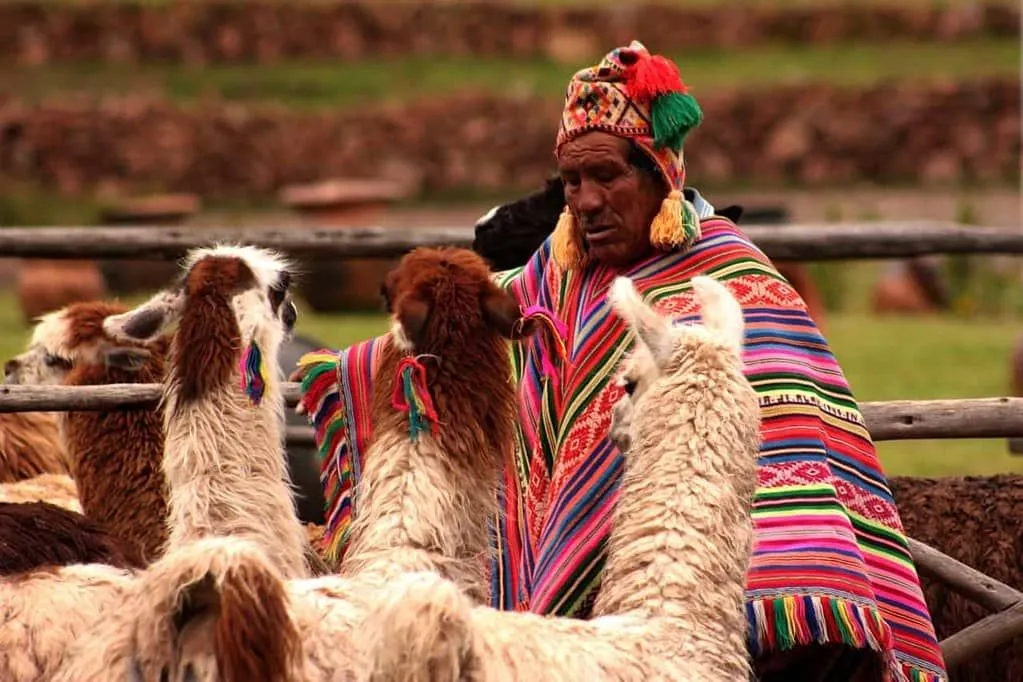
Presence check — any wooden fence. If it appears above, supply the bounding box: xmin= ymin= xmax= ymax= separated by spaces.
xmin=2 ymin=219 xmax=1022 ymax=671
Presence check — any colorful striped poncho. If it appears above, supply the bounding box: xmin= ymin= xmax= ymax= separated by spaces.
xmin=297 ymin=216 xmax=947 ymax=682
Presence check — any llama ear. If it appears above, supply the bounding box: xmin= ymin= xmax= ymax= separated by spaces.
xmin=394 ymin=296 xmax=431 ymax=351
xmin=608 ymin=276 xmax=673 ymax=367
xmin=104 ymin=290 xmax=183 ymax=343
xmin=481 ymin=285 xmax=536 ymax=340
xmin=690 ymin=276 xmax=745 ymax=356
xmin=103 ymin=347 xmax=151 ymax=372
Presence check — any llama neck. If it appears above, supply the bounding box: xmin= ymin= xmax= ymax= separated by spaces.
xmin=341 ymin=351 xmax=509 ymax=602
xmin=342 ymin=429 xmax=496 ymax=602
xmin=162 ymin=364 xmax=308 ymax=580
xmin=60 ymin=362 xmax=168 ymax=563
xmin=592 ymin=360 xmax=759 ymax=635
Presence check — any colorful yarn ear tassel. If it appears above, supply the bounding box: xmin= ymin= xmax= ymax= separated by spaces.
xmin=520 ymin=304 xmax=570 ymax=383
xmin=240 ymin=339 xmax=268 ymax=406
xmin=391 ymin=355 xmax=440 ymax=441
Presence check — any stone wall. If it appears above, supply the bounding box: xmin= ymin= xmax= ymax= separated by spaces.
xmin=3 ymin=1 xmax=1019 ymax=65
xmin=1 ymin=79 xmax=1017 ymax=200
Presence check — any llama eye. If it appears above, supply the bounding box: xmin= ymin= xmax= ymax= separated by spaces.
xmin=44 ymin=353 xmax=71 ymax=369
xmin=623 ymin=379 xmax=637 ymax=396
xmin=268 ymin=285 xmax=285 ymax=311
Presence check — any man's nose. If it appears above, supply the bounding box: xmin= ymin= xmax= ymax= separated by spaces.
xmin=574 ymin=180 xmax=604 ymax=216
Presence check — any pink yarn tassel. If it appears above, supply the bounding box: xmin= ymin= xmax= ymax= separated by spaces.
xmin=520 ymin=304 xmax=570 ymax=384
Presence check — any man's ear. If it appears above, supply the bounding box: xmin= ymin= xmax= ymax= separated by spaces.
xmin=103 ymin=347 xmax=152 ymax=372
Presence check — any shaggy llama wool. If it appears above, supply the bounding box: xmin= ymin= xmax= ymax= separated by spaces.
xmin=891 ymin=474 xmax=1023 ymax=682
xmin=359 ymin=274 xmax=761 ymax=682
xmin=0 ymin=472 xmax=81 ymax=512
xmin=0 ymin=501 xmax=145 ymax=574
xmin=0 ymin=412 xmax=70 ymax=483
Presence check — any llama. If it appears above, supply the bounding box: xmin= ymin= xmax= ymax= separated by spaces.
xmin=3 ymin=299 xmax=171 ymax=562
xmin=360 ymin=274 xmax=761 ymax=682
xmin=101 ymin=244 xmax=312 ymax=579
xmin=0 ymin=411 xmax=70 ymax=483
xmin=338 ymin=246 xmax=536 ymax=601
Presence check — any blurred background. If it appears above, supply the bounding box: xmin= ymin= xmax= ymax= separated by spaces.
xmin=0 ymin=0 xmax=1020 ymax=475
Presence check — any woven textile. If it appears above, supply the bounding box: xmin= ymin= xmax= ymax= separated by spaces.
xmin=297 ymin=217 xmax=947 ymax=682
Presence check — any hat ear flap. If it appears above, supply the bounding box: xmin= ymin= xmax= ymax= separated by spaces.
xmin=551 ymin=206 xmax=588 ymax=271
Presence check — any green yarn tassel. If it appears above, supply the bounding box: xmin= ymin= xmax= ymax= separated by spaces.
xmin=650 ymin=91 xmax=703 ymax=152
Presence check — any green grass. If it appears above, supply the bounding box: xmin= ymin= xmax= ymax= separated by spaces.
xmin=0 ymin=278 xmax=1018 ymax=477
xmin=4 ymin=39 xmax=1019 ymax=109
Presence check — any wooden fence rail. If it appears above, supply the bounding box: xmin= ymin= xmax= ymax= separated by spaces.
xmin=3 ymin=384 xmax=1023 ymax=442
xmin=0 ymin=221 xmax=1020 ymax=261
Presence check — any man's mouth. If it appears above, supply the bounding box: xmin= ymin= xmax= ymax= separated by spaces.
xmin=584 ymin=225 xmax=616 ymax=243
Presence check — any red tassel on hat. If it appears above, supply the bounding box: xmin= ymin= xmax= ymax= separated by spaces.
xmin=625 ymin=53 xmax=688 ymax=103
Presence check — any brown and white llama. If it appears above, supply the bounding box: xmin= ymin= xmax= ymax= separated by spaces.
xmin=338 ymin=246 xmax=537 ymax=601
xmin=359 ymin=274 xmax=761 ymax=682
xmin=3 ymin=300 xmax=171 ymax=562
xmin=59 ymin=246 xmax=544 ymax=682
xmin=101 ymin=245 xmax=312 ymax=579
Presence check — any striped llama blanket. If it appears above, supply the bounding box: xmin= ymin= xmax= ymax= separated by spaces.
xmin=297 ymin=216 xmax=947 ymax=682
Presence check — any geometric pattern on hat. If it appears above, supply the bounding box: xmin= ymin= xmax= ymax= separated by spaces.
xmin=555 ymin=40 xmax=686 ymax=194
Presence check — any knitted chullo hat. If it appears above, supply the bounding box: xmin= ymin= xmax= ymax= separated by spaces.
xmin=551 ymin=40 xmax=704 ymax=270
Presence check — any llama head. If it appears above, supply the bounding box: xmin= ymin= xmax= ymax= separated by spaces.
xmin=102 ymin=244 xmax=298 ymax=404
xmin=3 ymin=300 xmax=164 ymax=386
xmin=607 ymin=276 xmax=745 ymax=452
xmin=381 ymin=246 xmax=539 ymax=355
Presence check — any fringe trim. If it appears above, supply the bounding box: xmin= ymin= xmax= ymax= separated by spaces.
xmin=296 ymin=350 xmax=355 ymax=565
xmin=747 ymin=594 xmax=947 ymax=682
xmin=901 ymin=663 xmax=947 ymax=682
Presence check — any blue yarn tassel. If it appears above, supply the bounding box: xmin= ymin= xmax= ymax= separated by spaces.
xmin=240 ymin=340 xmax=267 ymax=406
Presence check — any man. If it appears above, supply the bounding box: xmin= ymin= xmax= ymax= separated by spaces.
xmin=296 ymin=41 xmax=946 ymax=682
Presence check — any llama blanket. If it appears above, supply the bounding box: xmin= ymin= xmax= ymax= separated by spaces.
xmin=298 ymin=217 xmax=947 ymax=682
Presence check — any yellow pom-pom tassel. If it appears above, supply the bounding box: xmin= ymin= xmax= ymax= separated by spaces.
xmin=649 ymin=189 xmax=700 ymax=252
xmin=551 ymin=206 xmax=588 ymax=271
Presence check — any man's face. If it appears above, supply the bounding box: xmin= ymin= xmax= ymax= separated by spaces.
xmin=557 ymin=132 xmax=666 ymax=267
